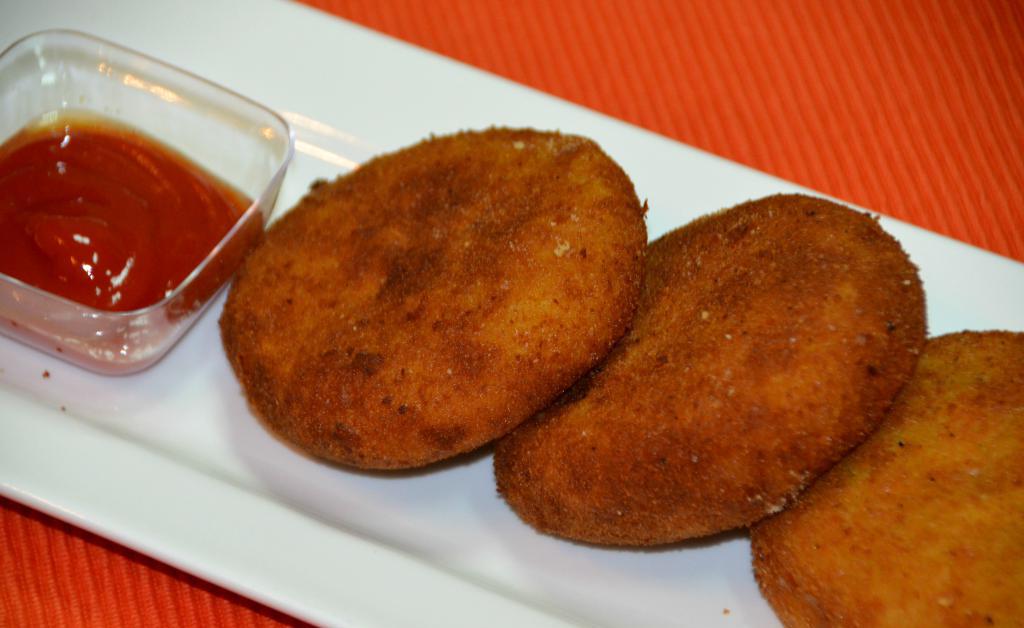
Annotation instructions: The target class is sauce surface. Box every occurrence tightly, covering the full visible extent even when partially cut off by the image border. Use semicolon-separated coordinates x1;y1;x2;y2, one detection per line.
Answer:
0;113;251;311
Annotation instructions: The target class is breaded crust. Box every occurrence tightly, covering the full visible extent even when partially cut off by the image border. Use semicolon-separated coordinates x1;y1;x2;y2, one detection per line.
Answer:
494;194;926;545
751;332;1024;627
220;128;646;469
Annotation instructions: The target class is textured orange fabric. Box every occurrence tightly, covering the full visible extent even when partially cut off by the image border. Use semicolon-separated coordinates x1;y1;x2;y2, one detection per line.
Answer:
3;1;1022;626
0;497;307;627
311;0;1023;262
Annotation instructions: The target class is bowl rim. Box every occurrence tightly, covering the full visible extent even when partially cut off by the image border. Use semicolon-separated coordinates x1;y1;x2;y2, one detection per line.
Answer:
0;28;296;318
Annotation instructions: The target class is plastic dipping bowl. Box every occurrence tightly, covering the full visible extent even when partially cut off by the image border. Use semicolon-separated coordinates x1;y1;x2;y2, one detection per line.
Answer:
0;30;293;374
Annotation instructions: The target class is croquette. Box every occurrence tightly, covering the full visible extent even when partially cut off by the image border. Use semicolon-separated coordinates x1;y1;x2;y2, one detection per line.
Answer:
220;128;647;469
494;194;926;545
751;332;1024;627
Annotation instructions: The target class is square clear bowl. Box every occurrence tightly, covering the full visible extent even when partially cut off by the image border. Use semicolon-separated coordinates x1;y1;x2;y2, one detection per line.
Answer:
0;30;293;374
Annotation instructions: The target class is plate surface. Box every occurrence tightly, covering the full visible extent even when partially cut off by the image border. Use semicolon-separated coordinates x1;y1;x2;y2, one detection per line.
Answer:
2;1;1023;627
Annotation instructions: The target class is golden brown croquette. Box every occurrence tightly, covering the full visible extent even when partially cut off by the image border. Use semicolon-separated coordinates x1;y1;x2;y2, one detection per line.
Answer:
752;331;1024;627
220;128;646;469
494;194;926;545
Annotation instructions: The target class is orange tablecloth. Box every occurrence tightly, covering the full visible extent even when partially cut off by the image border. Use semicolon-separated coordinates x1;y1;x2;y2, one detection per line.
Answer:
3;1;1021;625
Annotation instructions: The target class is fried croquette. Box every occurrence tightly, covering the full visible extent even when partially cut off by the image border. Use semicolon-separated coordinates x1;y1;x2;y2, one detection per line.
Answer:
494;194;926;545
220;128;646;469
751;332;1024;627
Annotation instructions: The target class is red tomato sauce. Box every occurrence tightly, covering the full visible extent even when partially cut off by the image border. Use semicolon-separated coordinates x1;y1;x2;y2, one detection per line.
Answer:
0;114;251;311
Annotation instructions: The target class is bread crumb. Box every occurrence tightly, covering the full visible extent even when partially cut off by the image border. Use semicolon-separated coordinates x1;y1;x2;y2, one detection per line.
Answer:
553;239;571;257
700;310;710;320
512;140;525;150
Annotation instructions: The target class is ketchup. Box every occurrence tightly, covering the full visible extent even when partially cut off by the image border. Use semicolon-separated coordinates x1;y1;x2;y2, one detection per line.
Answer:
0;113;252;311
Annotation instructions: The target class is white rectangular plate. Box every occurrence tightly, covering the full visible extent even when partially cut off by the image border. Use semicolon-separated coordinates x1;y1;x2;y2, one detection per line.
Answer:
2;2;1023;627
